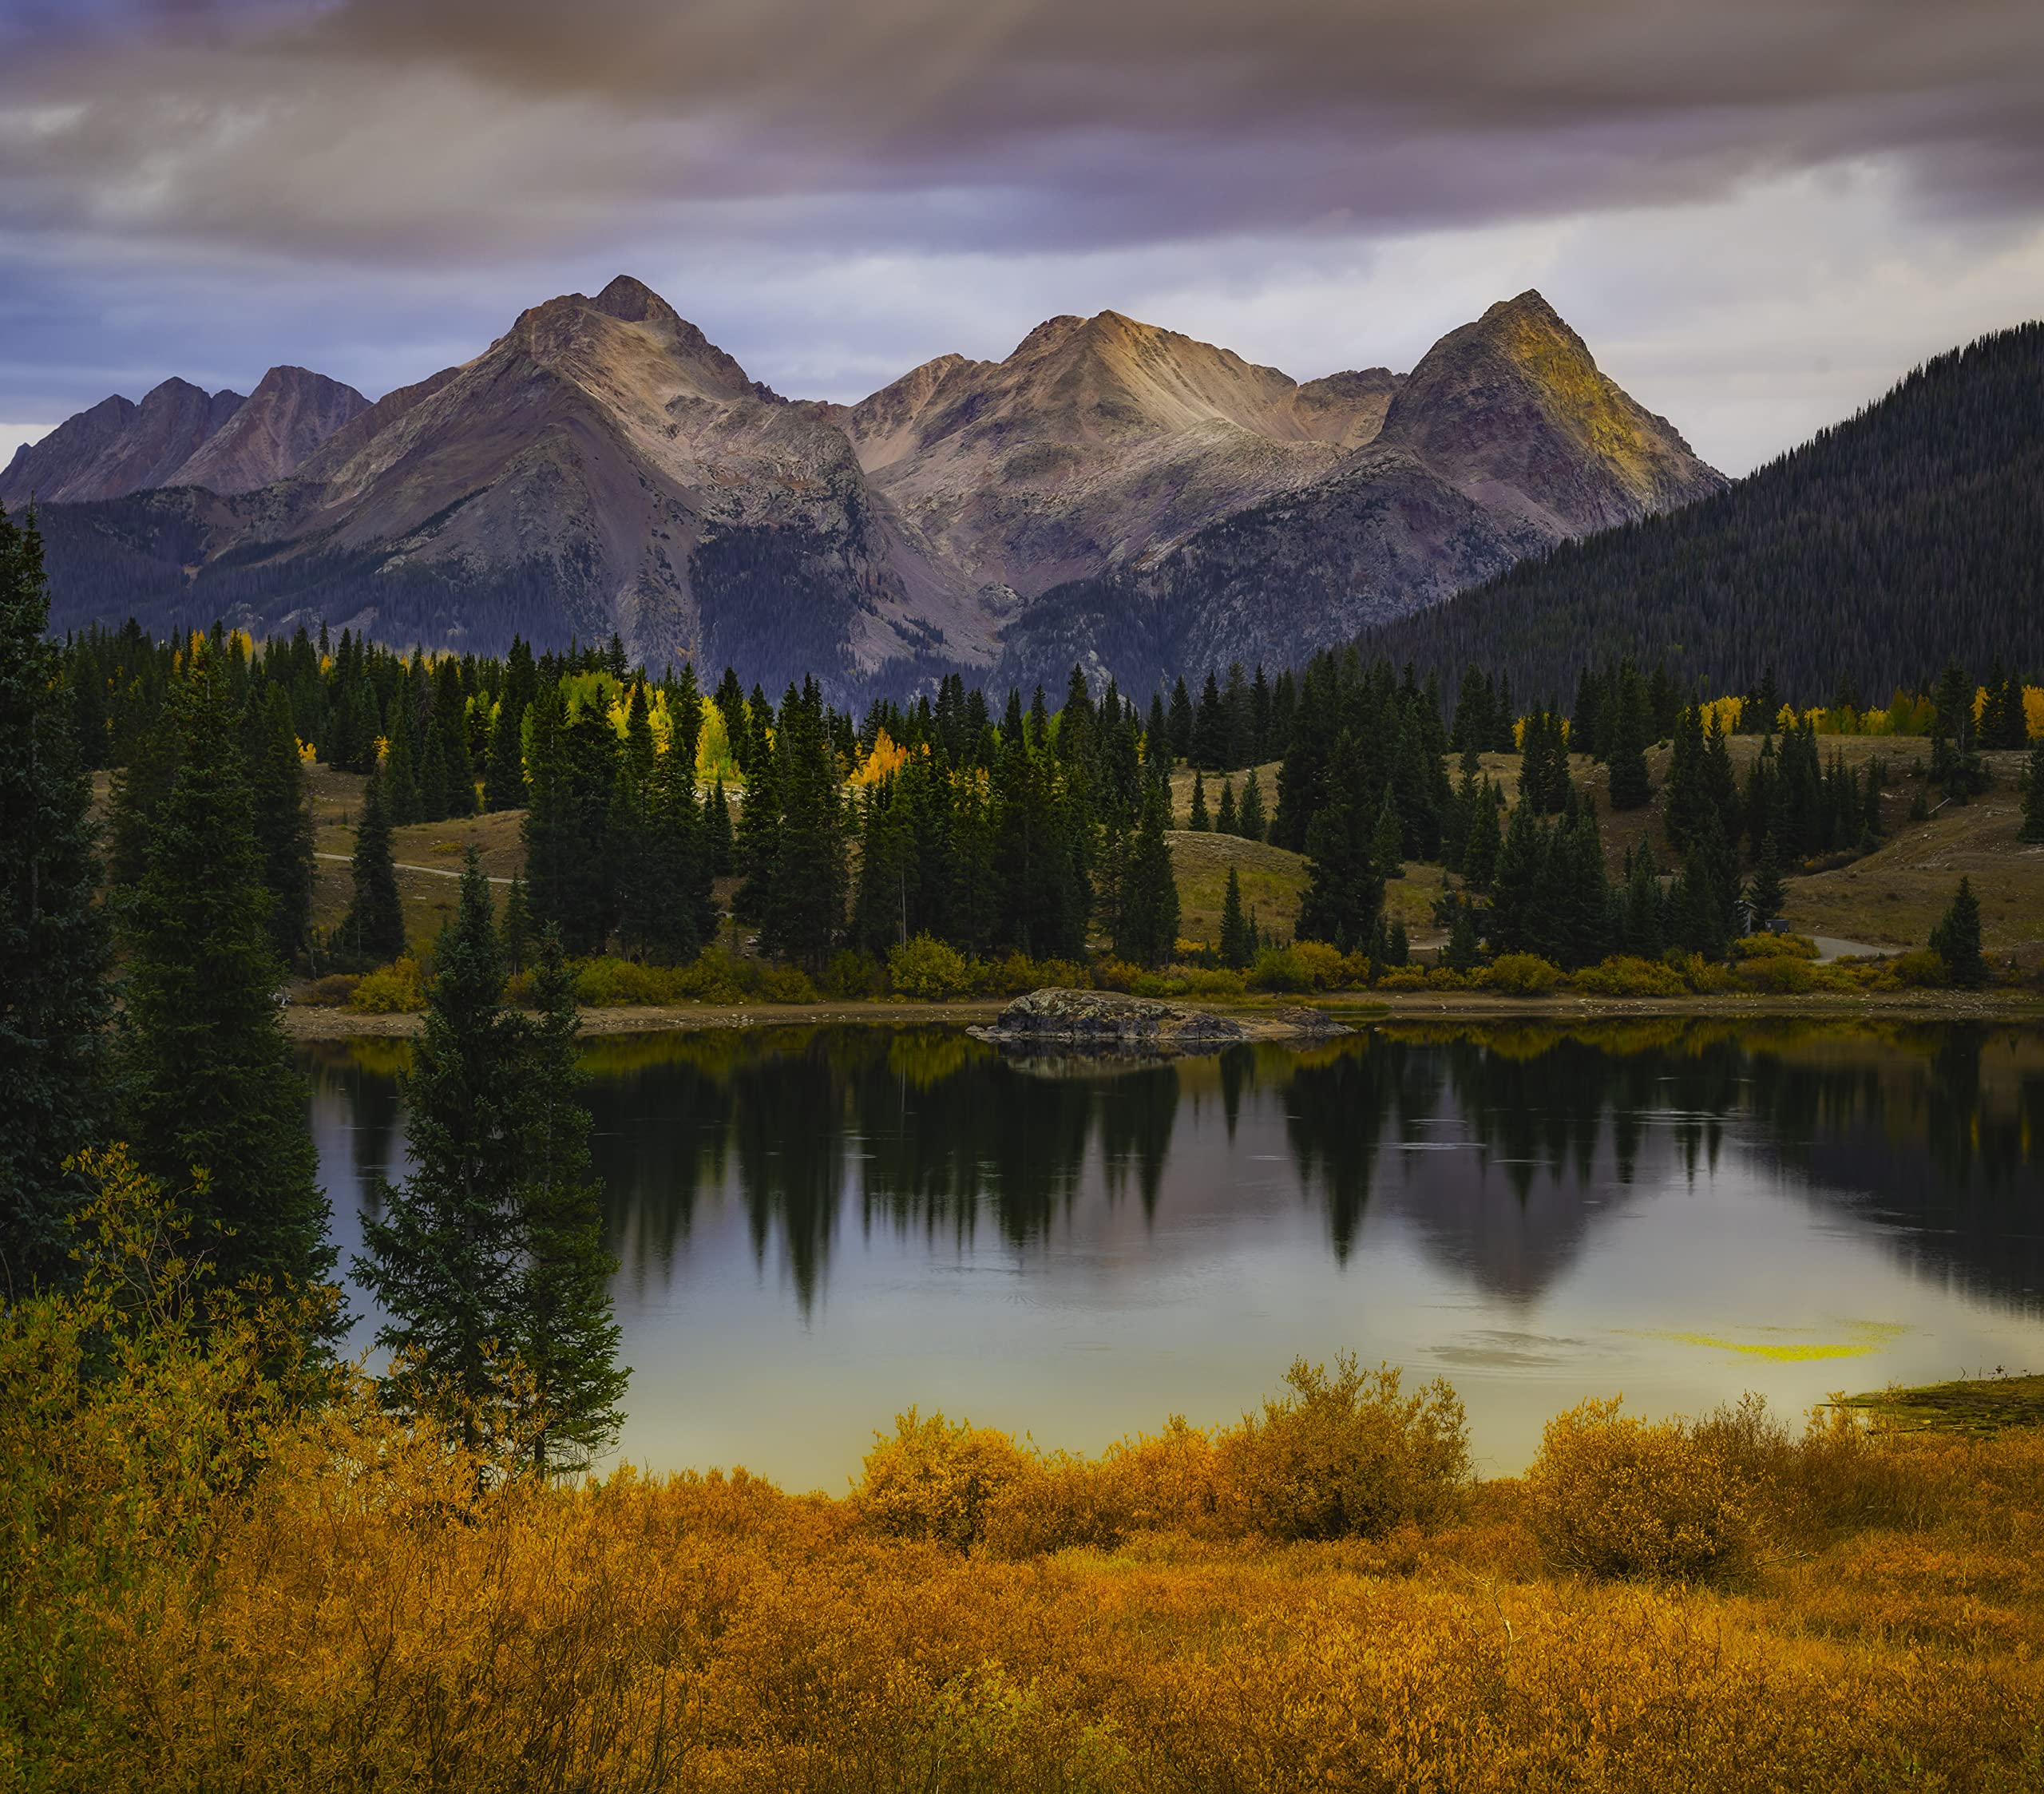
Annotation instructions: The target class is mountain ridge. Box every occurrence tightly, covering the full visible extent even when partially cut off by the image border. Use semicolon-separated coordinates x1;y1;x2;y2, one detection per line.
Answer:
15;277;1725;696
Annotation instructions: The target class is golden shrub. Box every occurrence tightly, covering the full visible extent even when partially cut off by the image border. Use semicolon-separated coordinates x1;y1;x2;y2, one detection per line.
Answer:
1523;1396;1758;1581
1481;953;1563;996
852;1408;1031;1549
886;933;973;1000
1570;955;1688;997
348;956;426;1012
1733;932;1820;961
1213;1356;1471;1542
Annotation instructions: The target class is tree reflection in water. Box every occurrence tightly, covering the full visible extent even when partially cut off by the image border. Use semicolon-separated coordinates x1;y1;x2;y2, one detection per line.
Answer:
311;1020;2044;1320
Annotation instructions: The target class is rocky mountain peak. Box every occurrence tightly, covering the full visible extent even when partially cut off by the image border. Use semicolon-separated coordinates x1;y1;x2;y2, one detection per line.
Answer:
172;364;370;494
592;273;679;326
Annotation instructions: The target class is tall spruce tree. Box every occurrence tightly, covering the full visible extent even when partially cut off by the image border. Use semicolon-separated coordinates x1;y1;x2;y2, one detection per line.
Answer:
1188;770;1210;830
1371;787;1404;881
1238;766;1267;843
2021;739;2044;844
1929;877;1987;988
1745;835;1788;930
1215;777;1238;836
122;638;332;1300
1113;776;1180;968
1;509;111;1289
1297;731;1384;954
248;684;314;964
1606;667;1653;810
339;766;406;964
1218;865;1253;970
356;851;527;1447
513;932;628;1475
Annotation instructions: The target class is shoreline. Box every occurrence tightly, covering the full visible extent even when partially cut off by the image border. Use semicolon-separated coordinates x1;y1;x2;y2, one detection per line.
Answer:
283;986;2044;1040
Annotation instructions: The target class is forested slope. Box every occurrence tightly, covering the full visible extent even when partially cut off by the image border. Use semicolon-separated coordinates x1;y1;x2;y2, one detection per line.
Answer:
1361;322;2044;702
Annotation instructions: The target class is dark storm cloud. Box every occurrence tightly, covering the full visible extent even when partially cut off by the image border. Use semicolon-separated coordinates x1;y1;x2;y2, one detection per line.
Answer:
4;0;2042;259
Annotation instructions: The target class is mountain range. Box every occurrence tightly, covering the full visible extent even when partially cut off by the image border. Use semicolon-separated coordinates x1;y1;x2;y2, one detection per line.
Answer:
13;275;1723;696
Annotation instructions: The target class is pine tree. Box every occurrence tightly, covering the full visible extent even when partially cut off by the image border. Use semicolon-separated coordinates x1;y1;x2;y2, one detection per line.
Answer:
706;777;735;876
356;851;526;1447
1621;845;1665;959
1606;666;1653;810
1215;777;1238;836
339;767;406;964
1929;876;1987;988
1238;767;1267;843
1371;786;1404;881
484;637;535;810
502;872;536;974
523;683;620;956
1297;732;1384;954
248;685;314;965
1;509;112;1289
383;715;422;824
1444;897;1480;972
1113;777;1180;968
1218;865;1252;970
2021;740;2044;844
1745;834;1788;930
122;638;332;1301
514;931;628;1475
1485;802;1544;954
1188;770;1210;830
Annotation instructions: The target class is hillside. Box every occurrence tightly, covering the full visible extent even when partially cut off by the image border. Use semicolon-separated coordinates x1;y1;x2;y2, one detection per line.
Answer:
22;281;1718;699
1359;321;2044;702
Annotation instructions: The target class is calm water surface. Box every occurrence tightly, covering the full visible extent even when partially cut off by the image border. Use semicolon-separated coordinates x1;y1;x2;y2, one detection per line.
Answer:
306;1022;2044;1491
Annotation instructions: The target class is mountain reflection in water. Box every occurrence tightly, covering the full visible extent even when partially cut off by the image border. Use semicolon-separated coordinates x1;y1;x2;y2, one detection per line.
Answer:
306;1020;2044;1487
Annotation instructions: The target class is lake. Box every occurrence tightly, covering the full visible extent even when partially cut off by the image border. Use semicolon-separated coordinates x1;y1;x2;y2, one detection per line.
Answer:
306;1020;2044;1491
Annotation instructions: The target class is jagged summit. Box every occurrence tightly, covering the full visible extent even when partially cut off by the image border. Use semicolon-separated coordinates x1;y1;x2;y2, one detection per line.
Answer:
171;365;370;495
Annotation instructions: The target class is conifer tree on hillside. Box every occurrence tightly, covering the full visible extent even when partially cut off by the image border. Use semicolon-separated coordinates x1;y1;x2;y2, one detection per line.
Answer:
483;636;536;810
1113;777;1180;968
706;777;734;876
1929;877;1987;988
383;714;422;825
514;930;628;1475
248;684;314;965
1297;731;1384;955
2020;740;2044;844
523;683;620;956
1606;667;1653;810
0;509;111;1289
1215;777;1238;836
1372;788;1404;881
1745;835;1788;930
1188;771;1209;831
502;871;536;974
1218;865;1252;970
1167;676;1194;762
121;638;332;1302
339;767;406;966
1234;766;1265;843
357;852;526;1448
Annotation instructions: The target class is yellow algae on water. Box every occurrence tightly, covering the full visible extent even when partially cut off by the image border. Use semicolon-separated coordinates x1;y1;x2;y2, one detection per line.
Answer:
1638;1321;1906;1363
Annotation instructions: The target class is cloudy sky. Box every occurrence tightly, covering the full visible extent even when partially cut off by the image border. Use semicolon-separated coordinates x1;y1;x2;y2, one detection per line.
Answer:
2;0;2041;473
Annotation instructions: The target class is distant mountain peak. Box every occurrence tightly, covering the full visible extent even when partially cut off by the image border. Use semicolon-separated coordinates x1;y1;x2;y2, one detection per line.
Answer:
592;273;678;325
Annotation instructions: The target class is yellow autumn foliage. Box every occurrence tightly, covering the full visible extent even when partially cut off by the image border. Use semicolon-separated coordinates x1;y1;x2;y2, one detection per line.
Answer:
850;726;913;788
10;1158;2044;1792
